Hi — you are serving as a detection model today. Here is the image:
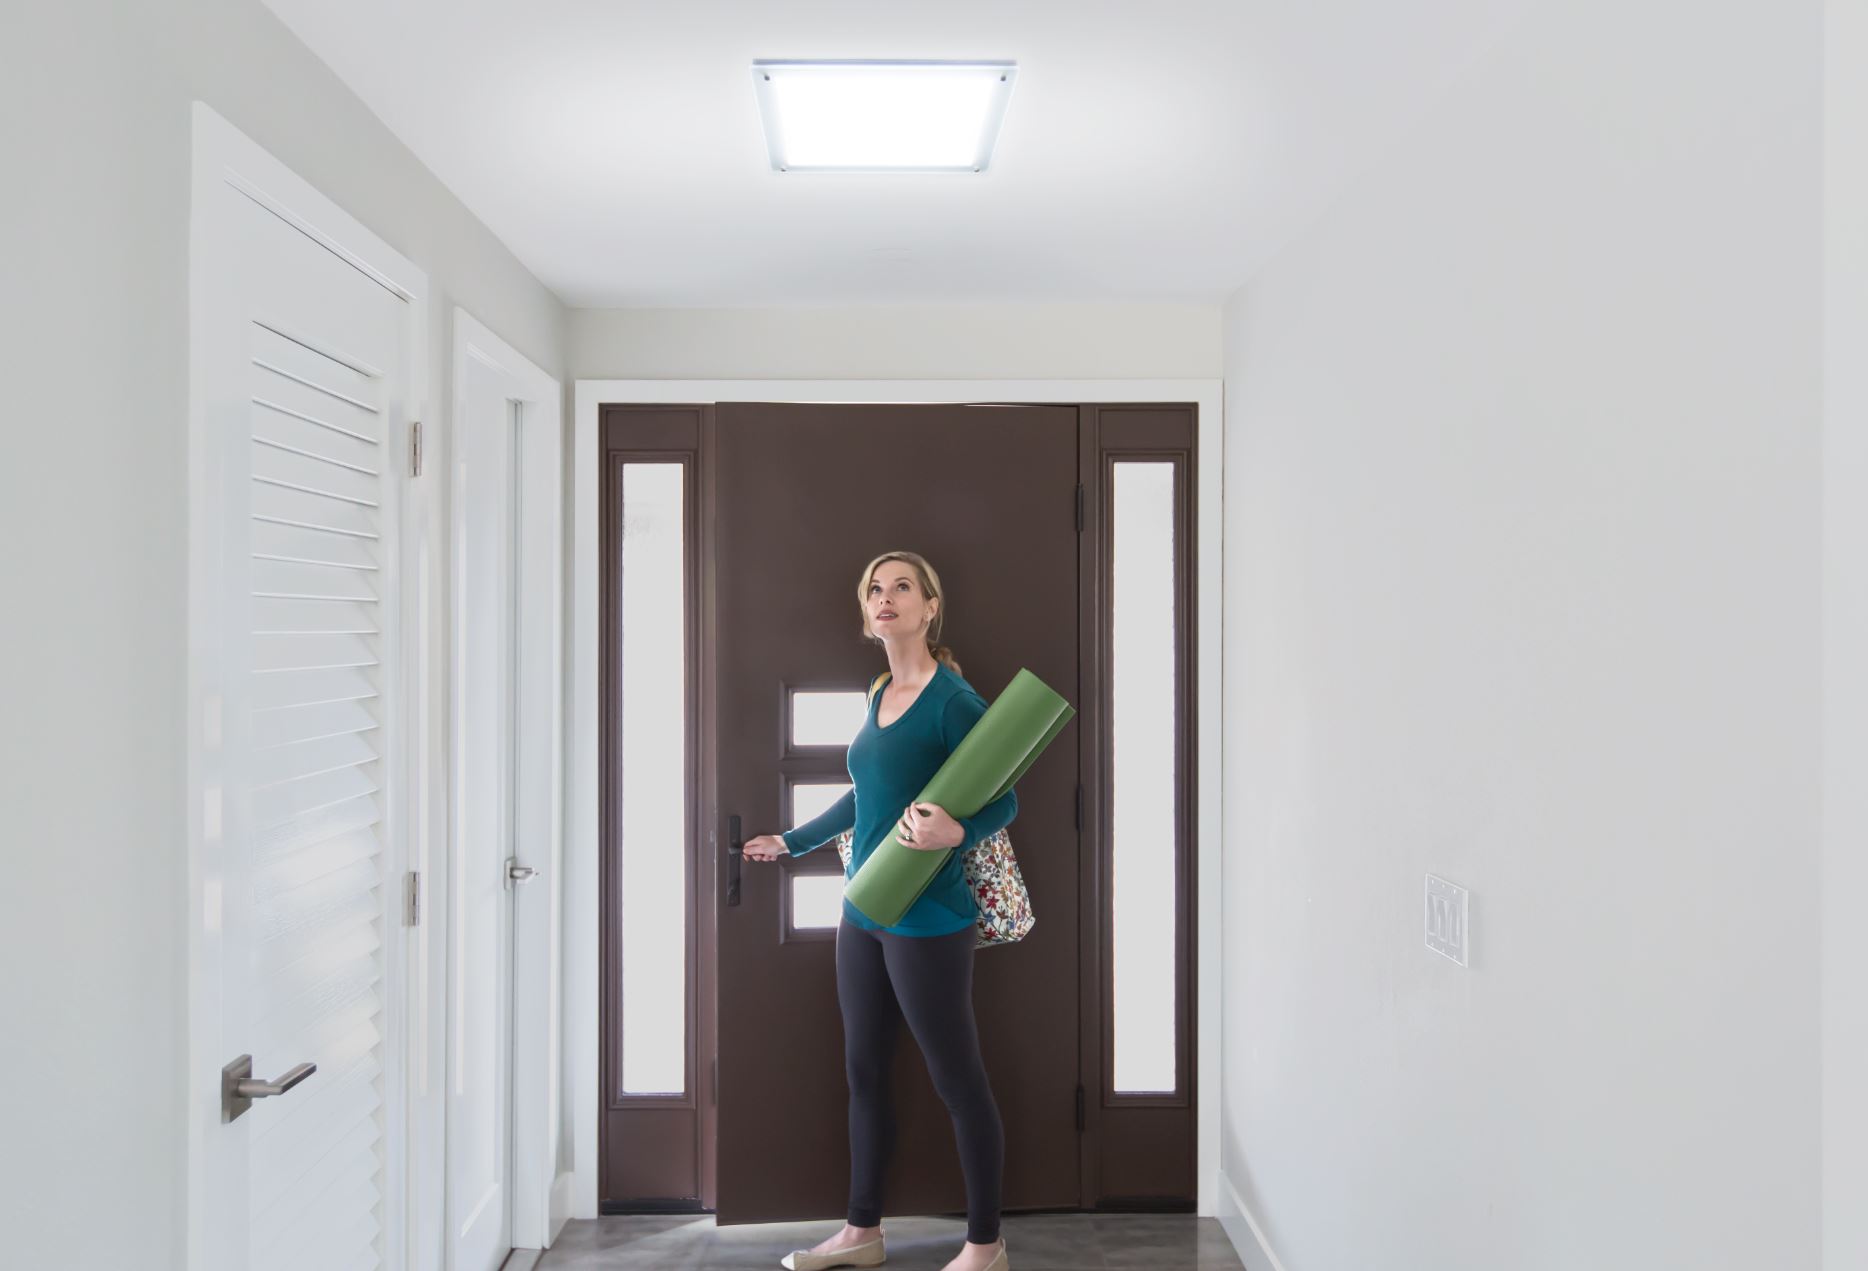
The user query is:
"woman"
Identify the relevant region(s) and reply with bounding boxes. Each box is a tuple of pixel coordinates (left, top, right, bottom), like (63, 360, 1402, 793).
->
(743, 550, 1017, 1271)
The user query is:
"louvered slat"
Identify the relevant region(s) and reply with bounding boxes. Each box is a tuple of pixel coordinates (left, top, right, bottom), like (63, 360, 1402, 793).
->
(249, 1087, 379, 1217)
(251, 764, 378, 828)
(253, 855, 376, 940)
(252, 558, 381, 604)
(253, 914, 381, 1014)
(253, 792, 379, 860)
(256, 1156, 382, 1245)
(253, 828, 379, 900)
(277, 1209, 381, 1271)
(252, 323, 381, 416)
(249, 1054, 381, 1179)
(251, 667, 378, 713)
(252, 1045, 380, 1132)
(252, 1113, 379, 1233)
(253, 698, 379, 752)
(252, 438, 380, 508)
(252, 597, 378, 636)
(255, 904, 378, 995)
(249, 385, 381, 460)
(250, 996, 379, 1095)
(252, 1114, 380, 1219)
(255, 1136, 379, 1248)
(256, 1174, 382, 1266)
(252, 934, 381, 1045)
(250, 368, 383, 451)
(252, 634, 378, 677)
(253, 479, 380, 540)
(252, 519, 380, 572)
(254, 1113, 381, 1226)
(249, 1032, 380, 1140)
(251, 731, 380, 790)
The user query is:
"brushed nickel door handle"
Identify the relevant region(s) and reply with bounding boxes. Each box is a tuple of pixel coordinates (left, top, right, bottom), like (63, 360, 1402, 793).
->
(221, 1054, 317, 1122)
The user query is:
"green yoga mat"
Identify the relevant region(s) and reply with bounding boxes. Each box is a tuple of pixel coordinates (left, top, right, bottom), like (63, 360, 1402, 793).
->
(843, 667, 1076, 928)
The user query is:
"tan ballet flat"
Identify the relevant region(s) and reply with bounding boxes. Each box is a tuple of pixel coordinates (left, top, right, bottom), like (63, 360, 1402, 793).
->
(779, 1231, 887, 1270)
(984, 1236, 1009, 1271)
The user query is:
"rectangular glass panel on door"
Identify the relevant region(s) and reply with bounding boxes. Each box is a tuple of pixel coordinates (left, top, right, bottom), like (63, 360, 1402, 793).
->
(618, 463, 687, 1098)
(1111, 461, 1179, 1096)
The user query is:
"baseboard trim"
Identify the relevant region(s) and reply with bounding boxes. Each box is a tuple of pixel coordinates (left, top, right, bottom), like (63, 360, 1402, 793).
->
(1216, 1169, 1290, 1271)
(548, 1170, 575, 1246)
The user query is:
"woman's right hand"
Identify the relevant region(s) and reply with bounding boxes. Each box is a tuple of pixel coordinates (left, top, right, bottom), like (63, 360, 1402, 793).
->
(742, 834, 789, 862)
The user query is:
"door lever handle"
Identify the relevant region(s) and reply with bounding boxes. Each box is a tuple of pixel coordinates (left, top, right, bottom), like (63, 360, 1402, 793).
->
(507, 858, 538, 884)
(222, 1054, 316, 1122)
(727, 814, 742, 907)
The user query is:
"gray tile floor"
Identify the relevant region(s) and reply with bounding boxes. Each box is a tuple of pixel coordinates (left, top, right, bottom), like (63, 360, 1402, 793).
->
(532, 1212, 1247, 1270)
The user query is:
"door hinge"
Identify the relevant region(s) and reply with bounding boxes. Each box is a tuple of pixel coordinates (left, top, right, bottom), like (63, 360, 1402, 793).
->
(404, 870, 421, 927)
(1075, 483, 1085, 532)
(1076, 783, 1083, 831)
(1075, 1083, 1086, 1132)
(409, 421, 424, 477)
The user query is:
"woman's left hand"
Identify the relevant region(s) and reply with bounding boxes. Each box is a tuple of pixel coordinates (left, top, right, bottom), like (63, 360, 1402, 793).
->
(897, 801, 965, 852)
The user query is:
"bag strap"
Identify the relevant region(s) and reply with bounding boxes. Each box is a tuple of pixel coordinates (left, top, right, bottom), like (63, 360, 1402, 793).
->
(866, 672, 890, 705)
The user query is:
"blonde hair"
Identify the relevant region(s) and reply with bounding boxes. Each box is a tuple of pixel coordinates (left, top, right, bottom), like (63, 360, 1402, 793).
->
(856, 550, 961, 675)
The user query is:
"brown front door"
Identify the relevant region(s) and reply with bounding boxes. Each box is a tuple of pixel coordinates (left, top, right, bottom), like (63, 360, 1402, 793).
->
(712, 402, 1082, 1225)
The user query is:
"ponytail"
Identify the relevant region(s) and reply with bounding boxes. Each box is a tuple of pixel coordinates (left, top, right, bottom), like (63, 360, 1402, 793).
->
(929, 643, 962, 676)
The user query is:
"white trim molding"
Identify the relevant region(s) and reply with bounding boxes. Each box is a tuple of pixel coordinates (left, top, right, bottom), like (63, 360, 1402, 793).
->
(1217, 1170, 1291, 1271)
(569, 378, 1223, 1220)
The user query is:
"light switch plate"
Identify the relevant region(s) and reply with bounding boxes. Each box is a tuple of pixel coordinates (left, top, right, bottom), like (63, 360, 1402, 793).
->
(1425, 874, 1469, 966)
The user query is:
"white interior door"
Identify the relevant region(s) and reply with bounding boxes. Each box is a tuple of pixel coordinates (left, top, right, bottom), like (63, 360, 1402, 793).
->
(442, 310, 569, 1260)
(448, 358, 522, 1271)
(189, 107, 425, 1271)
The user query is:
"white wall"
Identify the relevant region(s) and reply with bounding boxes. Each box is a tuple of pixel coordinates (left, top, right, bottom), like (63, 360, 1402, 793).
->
(1219, 0, 1821, 1267)
(0, 2, 566, 1267)
(570, 303, 1222, 380)
(1823, 0, 1868, 1266)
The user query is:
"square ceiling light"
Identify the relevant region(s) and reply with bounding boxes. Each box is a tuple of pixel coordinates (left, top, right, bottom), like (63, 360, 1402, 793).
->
(752, 59, 1017, 173)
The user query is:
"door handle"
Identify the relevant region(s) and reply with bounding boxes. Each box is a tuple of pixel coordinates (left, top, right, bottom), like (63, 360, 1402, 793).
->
(221, 1054, 316, 1122)
(727, 814, 742, 908)
(507, 858, 538, 885)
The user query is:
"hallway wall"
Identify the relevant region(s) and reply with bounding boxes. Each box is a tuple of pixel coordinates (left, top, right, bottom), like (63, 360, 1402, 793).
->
(1823, 0, 1868, 1264)
(1218, 0, 1822, 1267)
(569, 303, 1222, 381)
(0, 2, 567, 1266)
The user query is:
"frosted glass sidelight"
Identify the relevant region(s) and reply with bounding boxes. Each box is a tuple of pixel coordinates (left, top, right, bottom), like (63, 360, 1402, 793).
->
(792, 781, 853, 829)
(1111, 462, 1178, 1095)
(793, 690, 869, 746)
(619, 464, 687, 1096)
(792, 875, 846, 930)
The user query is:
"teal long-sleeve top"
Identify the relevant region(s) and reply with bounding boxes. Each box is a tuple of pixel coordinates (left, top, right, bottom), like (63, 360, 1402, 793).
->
(781, 663, 1019, 937)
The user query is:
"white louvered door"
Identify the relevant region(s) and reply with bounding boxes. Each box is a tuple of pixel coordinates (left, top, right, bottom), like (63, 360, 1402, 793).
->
(195, 115, 418, 1271)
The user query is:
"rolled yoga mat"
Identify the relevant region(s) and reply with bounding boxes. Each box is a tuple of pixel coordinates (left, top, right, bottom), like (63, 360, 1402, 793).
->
(843, 667, 1076, 928)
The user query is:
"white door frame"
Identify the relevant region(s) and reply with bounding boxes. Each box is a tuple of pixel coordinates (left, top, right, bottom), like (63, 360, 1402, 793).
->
(566, 378, 1224, 1219)
(185, 101, 430, 1270)
(419, 310, 567, 1258)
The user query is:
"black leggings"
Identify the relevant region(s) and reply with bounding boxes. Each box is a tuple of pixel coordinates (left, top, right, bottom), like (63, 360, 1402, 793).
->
(836, 915, 1003, 1245)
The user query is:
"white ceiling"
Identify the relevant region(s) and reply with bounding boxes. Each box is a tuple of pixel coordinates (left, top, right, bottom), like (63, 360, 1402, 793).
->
(260, 0, 1529, 308)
